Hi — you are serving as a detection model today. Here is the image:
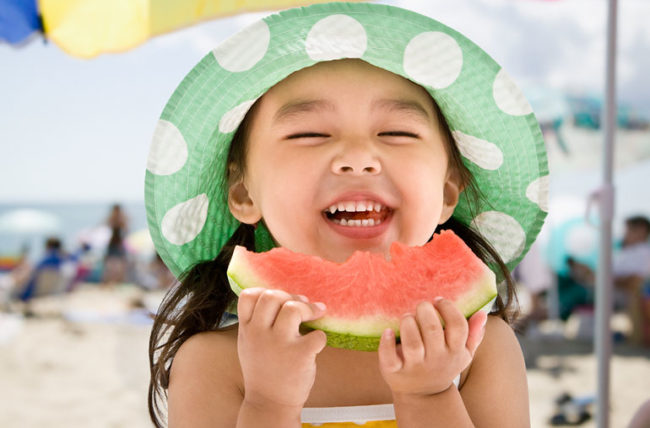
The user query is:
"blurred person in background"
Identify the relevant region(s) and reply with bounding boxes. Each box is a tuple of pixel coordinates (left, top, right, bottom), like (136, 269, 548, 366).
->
(613, 216, 650, 279)
(106, 203, 129, 231)
(560, 215, 650, 344)
(613, 216, 650, 344)
(66, 242, 95, 291)
(0, 245, 32, 308)
(103, 203, 129, 284)
(15, 237, 67, 302)
(556, 256, 595, 322)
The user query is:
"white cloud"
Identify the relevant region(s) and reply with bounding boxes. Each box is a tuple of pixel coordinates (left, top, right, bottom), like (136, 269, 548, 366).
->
(388, 0, 650, 113)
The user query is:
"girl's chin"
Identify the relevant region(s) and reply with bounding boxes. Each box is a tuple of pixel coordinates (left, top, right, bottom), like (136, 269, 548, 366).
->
(318, 240, 393, 263)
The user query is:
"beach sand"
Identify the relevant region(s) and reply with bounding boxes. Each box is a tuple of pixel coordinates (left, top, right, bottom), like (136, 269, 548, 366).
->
(1, 285, 649, 427)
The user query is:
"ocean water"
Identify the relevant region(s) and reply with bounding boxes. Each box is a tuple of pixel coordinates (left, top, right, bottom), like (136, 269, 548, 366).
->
(0, 201, 146, 261)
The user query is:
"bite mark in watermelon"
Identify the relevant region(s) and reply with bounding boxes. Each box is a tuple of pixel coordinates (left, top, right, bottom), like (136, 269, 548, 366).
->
(227, 230, 497, 351)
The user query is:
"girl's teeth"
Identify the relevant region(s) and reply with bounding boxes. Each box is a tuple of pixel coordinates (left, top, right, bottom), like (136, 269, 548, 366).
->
(332, 218, 381, 227)
(326, 201, 385, 213)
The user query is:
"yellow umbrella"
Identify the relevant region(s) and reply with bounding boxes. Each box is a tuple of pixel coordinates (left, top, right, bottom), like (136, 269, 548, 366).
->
(39, 0, 362, 58)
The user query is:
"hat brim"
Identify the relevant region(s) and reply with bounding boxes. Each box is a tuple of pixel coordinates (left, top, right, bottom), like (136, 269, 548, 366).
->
(145, 2, 548, 278)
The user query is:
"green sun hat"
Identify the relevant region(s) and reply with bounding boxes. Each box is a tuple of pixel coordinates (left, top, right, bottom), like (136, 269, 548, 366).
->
(145, 1, 549, 279)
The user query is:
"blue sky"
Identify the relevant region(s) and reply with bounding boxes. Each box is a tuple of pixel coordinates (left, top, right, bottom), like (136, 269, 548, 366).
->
(1, 0, 649, 203)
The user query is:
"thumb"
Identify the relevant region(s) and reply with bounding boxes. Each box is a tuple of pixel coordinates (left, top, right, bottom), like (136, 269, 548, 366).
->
(466, 311, 488, 356)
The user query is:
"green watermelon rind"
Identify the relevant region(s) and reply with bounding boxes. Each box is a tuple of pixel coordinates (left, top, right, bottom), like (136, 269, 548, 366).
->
(227, 246, 497, 351)
(303, 291, 497, 352)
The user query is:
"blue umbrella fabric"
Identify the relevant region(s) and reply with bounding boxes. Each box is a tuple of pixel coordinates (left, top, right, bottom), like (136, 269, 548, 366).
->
(0, 0, 42, 44)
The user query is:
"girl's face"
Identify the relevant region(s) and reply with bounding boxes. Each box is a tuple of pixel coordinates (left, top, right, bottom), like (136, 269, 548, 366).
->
(229, 59, 461, 263)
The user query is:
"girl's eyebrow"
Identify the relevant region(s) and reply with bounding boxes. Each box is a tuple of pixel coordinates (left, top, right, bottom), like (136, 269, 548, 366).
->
(372, 98, 432, 122)
(273, 99, 335, 123)
(272, 98, 432, 123)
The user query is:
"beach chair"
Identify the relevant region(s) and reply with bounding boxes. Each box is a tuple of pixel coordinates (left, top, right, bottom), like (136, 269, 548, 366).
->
(32, 267, 68, 298)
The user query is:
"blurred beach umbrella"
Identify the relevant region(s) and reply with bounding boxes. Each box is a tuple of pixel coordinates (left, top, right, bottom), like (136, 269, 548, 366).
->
(1, 0, 363, 58)
(0, 208, 61, 234)
(0, 0, 41, 44)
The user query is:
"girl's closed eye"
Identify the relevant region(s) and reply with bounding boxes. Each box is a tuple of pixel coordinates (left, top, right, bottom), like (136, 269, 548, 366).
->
(378, 130, 421, 143)
(286, 132, 330, 139)
(285, 132, 332, 146)
(378, 131, 420, 138)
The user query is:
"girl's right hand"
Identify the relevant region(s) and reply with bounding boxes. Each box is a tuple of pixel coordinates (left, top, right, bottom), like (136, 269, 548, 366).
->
(237, 287, 328, 412)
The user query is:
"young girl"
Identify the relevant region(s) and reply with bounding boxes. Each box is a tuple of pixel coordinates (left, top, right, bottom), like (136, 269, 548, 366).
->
(145, 3, 548, 427)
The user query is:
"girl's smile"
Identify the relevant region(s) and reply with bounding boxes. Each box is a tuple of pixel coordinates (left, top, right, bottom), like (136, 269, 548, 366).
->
(228, 59, 461, 263)
(322, 192, 394, 239)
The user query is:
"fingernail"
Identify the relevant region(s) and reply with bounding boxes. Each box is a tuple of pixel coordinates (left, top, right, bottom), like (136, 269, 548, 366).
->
(297, 294, 309, 303)
(434, 297, 443, 303)
(314, 302, 326, 311)
(482, 315, 488, 328)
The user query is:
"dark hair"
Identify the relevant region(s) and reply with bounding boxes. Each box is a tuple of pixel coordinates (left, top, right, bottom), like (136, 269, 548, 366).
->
(626, 215, 650, 236)
(45, 237, 62, 251)
(147, 87, 519, 428)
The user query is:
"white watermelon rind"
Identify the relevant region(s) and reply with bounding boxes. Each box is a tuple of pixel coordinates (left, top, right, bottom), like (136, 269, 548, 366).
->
(227, 246, 498, 352)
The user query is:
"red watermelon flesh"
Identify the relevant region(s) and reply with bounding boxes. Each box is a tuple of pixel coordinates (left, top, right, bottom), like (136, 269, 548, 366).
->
(227, 230, 497, 351)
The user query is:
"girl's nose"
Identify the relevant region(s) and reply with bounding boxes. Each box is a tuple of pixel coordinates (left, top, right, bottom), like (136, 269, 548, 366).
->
(331, 141, 382, 176)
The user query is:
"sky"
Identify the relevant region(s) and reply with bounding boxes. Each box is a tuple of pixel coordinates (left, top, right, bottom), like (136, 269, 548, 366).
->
(1, 0, 650, 203)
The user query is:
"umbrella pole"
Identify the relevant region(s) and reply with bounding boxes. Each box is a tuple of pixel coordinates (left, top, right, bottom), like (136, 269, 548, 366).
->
(595, 0, 617, 427)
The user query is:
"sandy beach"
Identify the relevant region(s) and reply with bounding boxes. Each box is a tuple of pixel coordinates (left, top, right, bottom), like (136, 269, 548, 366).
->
(1, 285, 649, 428)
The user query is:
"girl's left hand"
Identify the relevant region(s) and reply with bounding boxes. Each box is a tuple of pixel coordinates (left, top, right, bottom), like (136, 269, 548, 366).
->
(377, 298, 487, 398)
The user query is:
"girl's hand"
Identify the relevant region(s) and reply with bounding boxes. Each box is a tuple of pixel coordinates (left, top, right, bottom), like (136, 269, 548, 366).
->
(377, 298, 487, 399)
(237, 287, 328, 411)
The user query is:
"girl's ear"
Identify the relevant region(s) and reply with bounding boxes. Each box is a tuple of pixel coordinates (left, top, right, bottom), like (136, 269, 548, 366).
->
(439, 169, 463, 224)
(228, 180, 262, 225)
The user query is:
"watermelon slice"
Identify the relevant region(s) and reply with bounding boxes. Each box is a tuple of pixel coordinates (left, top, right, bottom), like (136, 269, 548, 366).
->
(227, 230, 497, 351)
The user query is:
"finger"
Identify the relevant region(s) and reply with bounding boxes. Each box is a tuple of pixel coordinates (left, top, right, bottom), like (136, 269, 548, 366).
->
(303, 329, 328, 354)
(435, 298, 468, 350)
(273, 299, 326, 335)
(415, 301, 444, 355)
(249, 289, 293, 328)
(378, 328, 402, 374)
(237, 287, 266, 324)
(399, 314, 425, 362)
(466, 311, 488, 356)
